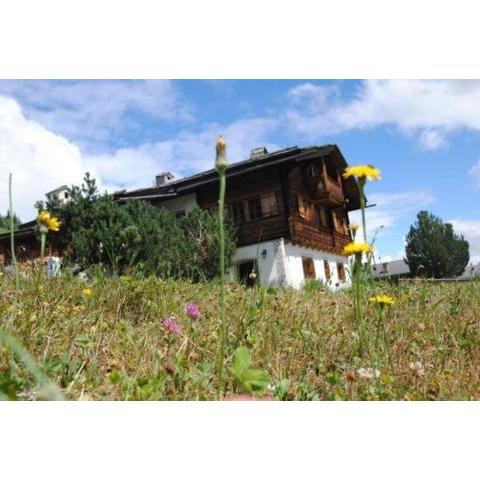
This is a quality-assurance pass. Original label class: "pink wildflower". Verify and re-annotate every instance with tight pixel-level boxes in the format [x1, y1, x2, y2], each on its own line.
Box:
[162, 316, 180, 334]
[185, 303, 200, 320]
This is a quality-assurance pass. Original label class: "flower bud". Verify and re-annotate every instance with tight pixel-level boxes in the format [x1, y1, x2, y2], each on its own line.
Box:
[215, 136, 228, 173]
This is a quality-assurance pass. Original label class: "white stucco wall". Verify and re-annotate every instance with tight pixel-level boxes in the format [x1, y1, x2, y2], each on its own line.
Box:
[47, 188, 69, 204]
[229, 239, 287, 286]
[283, 243, 350, 290]
[229, 237, 350, 290]
[157, 193, 198, 214]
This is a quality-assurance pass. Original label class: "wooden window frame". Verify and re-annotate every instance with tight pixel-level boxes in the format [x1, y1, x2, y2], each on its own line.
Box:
[260, 192, 278, 218]
[229, 201, 246, 224]
[247, 197, 263, 221]
[302, 257, 316, 280]
[324, 260, 331, 280]
[337, 262, 346, 282]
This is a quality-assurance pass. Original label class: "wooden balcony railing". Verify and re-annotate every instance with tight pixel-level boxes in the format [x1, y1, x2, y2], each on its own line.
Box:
[313, 174, 344, 205]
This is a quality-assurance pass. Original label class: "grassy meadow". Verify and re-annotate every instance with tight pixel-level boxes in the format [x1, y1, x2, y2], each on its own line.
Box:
[1, 272, 480, 400]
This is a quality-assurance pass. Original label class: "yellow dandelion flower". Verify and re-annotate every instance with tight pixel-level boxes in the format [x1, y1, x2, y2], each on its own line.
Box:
[82, 287, 93, 297]
[342, 242, 373, 256]
[342, 165, 381, 181]
[38, 210, 61, 232]
[369, 294, 395, 306]
[47, 216, 61, 232]
[6, 305, 14, 313]
[38, 210, 51, 226]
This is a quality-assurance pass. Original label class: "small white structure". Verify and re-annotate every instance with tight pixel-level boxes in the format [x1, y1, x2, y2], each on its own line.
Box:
[46, 185, 70, 204]
[46, 256, 62, 278]
[372, 259, 410, 280]
[460, 263, 480, 279]
[230, 238, 349, 289]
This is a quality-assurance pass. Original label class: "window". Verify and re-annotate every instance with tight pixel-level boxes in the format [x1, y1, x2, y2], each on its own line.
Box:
[325, 161, 338, 182]
[64, 192, 69, 199]
[230, 201, 246, 224]
[260, 192, 278, 217]
[297, 195, 307, 219]
[227, 192, 278, 224]
[247, 198, 262, 221]
[337, 263, 346, 282]
[319, 207, 328, 227]
[297, 195, 318, 223]
[333, 211, 348, 234]
[324, 260, 331, 280]
[302, 258, 316, 279]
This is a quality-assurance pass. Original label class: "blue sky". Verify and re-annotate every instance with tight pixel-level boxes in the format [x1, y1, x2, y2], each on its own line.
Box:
[1, 80, 479, 263]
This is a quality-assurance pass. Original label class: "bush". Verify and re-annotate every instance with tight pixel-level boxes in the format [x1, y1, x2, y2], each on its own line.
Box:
[36, 173, 237, 280]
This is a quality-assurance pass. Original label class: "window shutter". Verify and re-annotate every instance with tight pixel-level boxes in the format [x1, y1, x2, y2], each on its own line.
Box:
[324, 260, 331, 279]
[302, 258, 316, 279]
[261, 193, 278, 217]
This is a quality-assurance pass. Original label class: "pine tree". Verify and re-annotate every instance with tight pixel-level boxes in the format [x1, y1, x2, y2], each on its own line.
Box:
[405, 211, 469, 278]
[0, 211, 21, 233]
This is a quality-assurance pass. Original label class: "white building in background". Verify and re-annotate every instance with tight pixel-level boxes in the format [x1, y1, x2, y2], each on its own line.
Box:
[460, 263, 480, 279]
[115, 144, 363, 289]
[46, 185, 70, 204]
[372, 259, 411, 280]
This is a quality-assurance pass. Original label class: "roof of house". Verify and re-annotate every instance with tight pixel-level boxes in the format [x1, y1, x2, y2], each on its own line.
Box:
[0, 220, 37, 243]
[373, 259, 410, 278]
[46, 185, 69, 195]
[114, 144, 362, 210]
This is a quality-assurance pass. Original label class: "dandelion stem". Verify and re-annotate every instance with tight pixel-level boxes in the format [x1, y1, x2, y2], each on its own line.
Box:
[214, 137, 228, 398]
[8, 173, 19, 294]
[216, 171, 227, 396]
[359, 185, 367, 244]
[40, 232, 46, 260]
[0, 331, 63, 400]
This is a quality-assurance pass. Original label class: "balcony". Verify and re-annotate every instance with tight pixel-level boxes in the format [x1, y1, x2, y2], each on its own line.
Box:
[312, 174, 344, 206]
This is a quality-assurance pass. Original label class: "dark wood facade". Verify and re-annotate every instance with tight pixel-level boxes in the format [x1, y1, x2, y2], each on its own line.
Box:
[117, 144, 360, 256]
[196, 167, 289, 246]
[188, 147, 357, 255]
[0, 227, 40, 266]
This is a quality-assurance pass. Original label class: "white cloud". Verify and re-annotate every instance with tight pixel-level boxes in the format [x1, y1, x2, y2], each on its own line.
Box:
[286, 80, 480, 149]
[349, 190, 435, 262]
[349, 190, 436, 242]
[449, 219, 480, 264]
[418, 129, 448, 150]
[0, 95, 279, 220]
[469, 159, 480, 188]
[86, 117, 280, 192]
[0, 80, 193, 151]
[0, 96, 92, 221]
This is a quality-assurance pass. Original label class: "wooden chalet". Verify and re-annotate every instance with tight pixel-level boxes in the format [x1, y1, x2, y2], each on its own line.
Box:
[115, 144, 361, 288]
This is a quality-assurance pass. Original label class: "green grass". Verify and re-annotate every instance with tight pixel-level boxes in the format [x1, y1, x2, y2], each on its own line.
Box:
[1, 272, 480, 400]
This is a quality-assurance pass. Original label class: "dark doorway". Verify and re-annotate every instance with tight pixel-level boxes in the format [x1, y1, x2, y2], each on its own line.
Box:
[238, 260, 257, 287]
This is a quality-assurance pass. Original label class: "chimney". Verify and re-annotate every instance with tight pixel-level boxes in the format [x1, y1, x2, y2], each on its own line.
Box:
[155, 172, 174, 187]
[250, 147, 268, 160]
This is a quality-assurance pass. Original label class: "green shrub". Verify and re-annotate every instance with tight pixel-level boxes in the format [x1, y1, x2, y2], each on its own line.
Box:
[36, 173, 237, 280]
